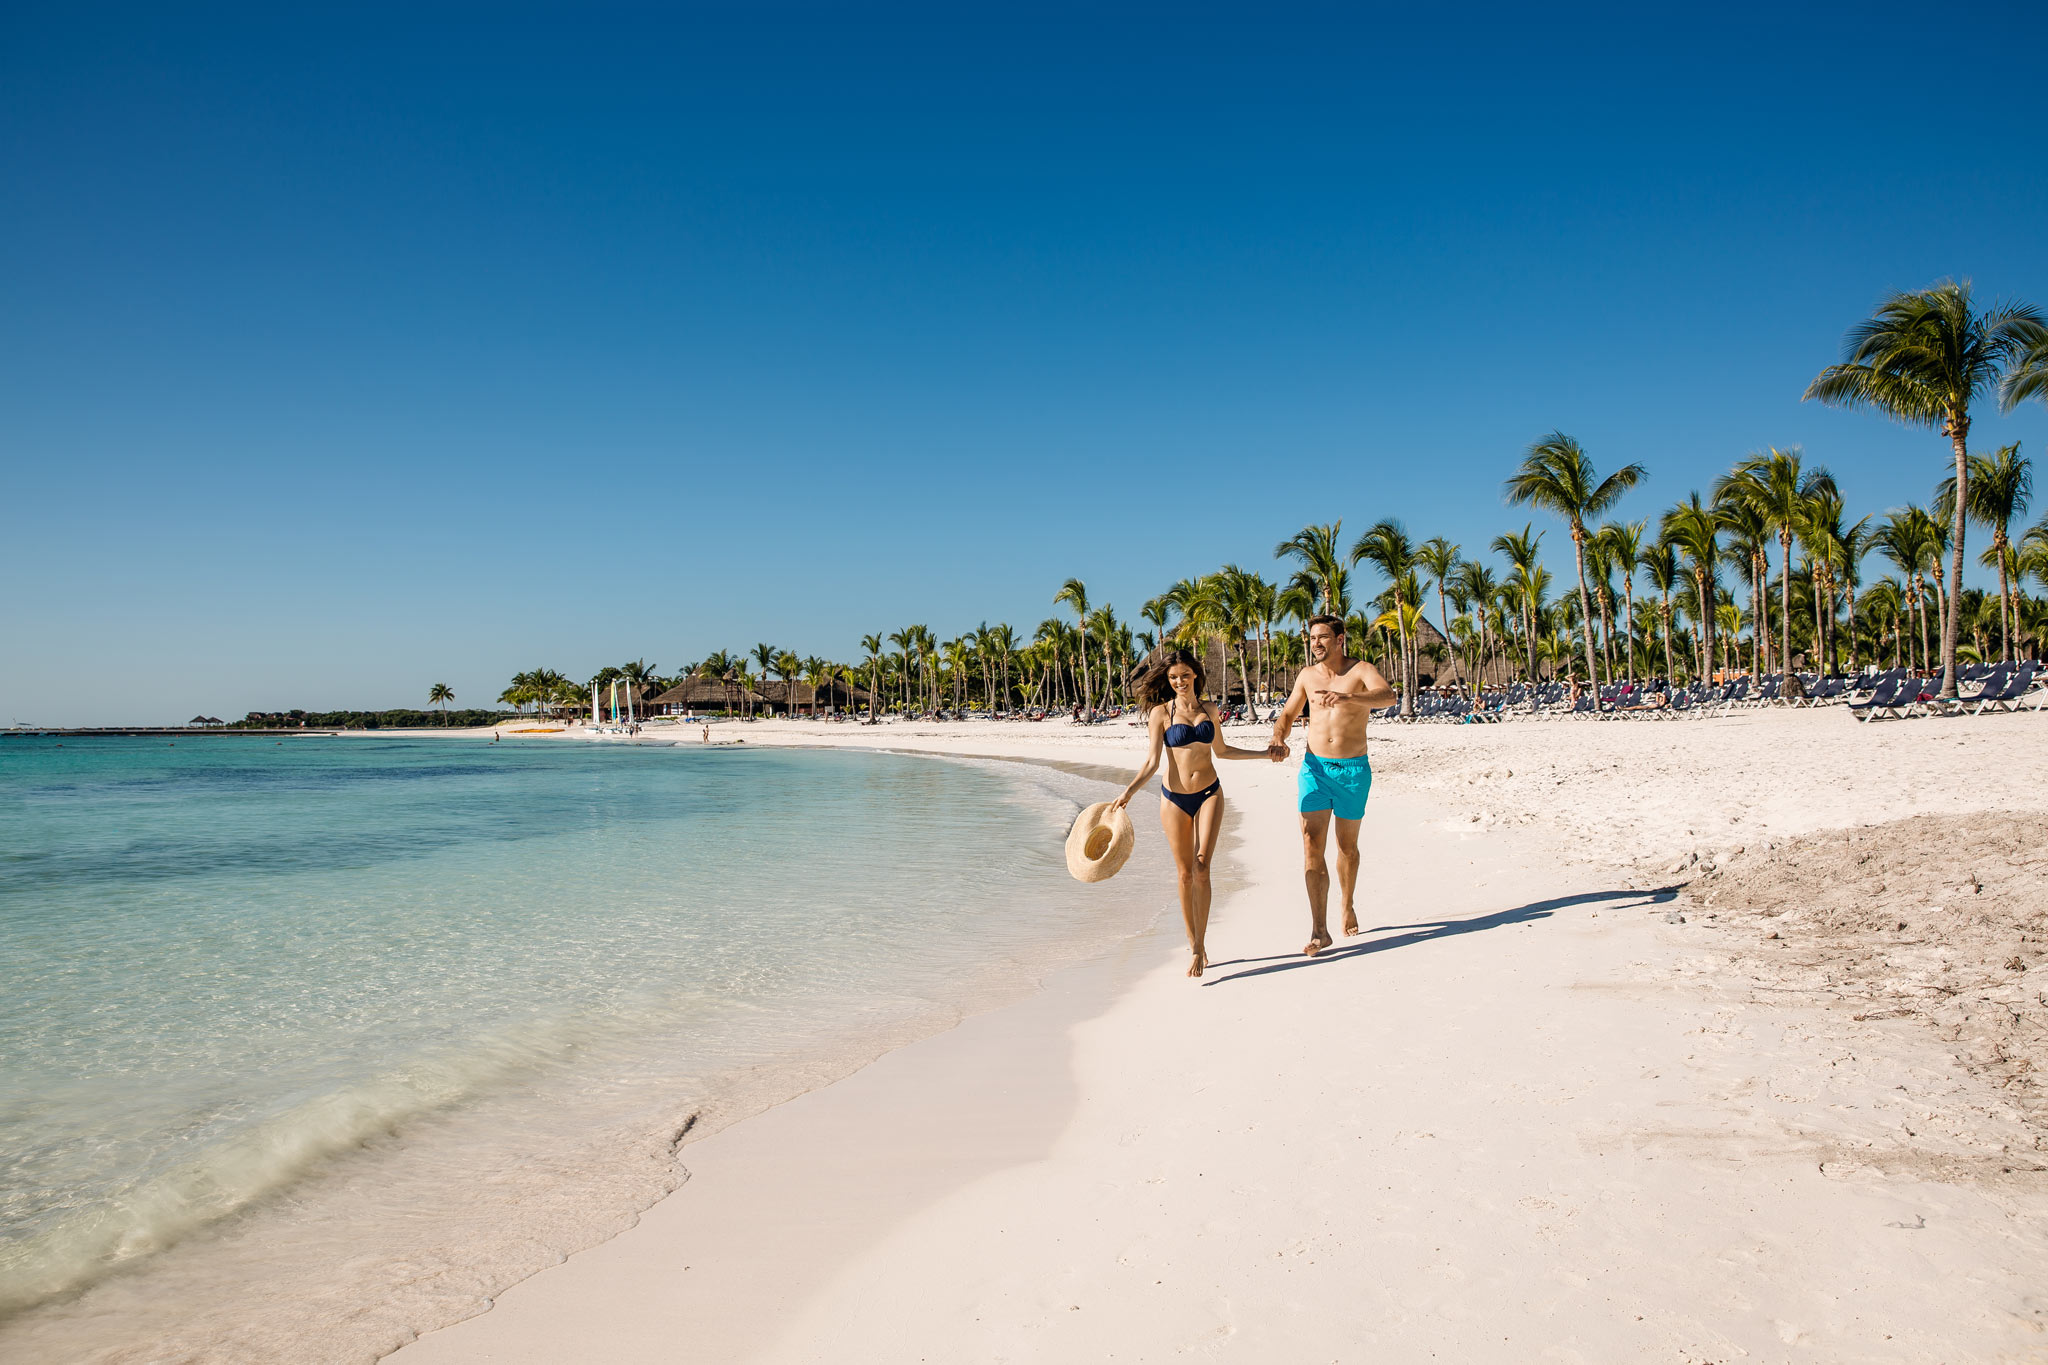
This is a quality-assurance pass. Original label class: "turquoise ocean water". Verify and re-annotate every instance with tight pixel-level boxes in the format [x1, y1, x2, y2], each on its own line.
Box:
[0, 735, 1158, 1360]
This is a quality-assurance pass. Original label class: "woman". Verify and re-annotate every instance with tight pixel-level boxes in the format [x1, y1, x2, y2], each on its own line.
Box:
[1113, 650, 1279, 977]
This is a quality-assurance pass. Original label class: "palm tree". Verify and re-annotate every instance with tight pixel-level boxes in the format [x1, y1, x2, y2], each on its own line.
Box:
[1583, 532, 1617, 684]
[1449, 561, 1498, 685]
[2006, 330, 2048, 409]
[1842, 512, 1879, 673]
[1796, 491, 1854, 672]
[1216, 566, 1267, 717]
[1936, 443, 2031, 662]
[1661, 493, 1722, 680]
[1054, 578, 1093, 715]
[1087, 604, 1121, 708]
[887, 629, 916, 713]
[1371, 602, 1426, 687]
[1140, 595, 1173, 653]
[1490, 524, 1545, 684]
[1802, 495, 1875, 673]
[1805, 280, 2046, 696]
[695, 652, 734, 715]
[859, 634, 885, 721]
[1416, 537, 1461, 686]
[1904, 506, 1952, 654]
[773, 650, 801, 716]
[1640, 541, 1681, 683]
[748, 643, 778, 717]
[427, 682, 454, 724]
[1863, 579, 1907, 668]
[941, 637, 971, 709]
[1875, 511, 1937, 670]
[2021, 519, 2048, 641]
[1351, 519, 1419, 716]
[916, 625, 941, 711]
[1597, 521, 1646, 685]
[989, 623, 1019, 713]
[1715, 499, 1771, 674]
[1715, 447, 1834, 682]
[1504, 433, 1647, 687]
[1033, 618, 1065, 707]
[1274, 522, 1346, 615]
[1176, 577, 1230, 702]
[801, 656, 830, 716]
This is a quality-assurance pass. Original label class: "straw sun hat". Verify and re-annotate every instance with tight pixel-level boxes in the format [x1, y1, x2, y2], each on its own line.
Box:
[1064, 801, 1135, 883]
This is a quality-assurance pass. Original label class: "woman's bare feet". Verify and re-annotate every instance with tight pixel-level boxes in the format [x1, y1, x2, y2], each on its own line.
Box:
[1303, 929, 1333, 956]
[1188, 946, 1207, 977]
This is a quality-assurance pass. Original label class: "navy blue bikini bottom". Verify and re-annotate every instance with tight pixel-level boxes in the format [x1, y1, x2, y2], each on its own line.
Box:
[1160, 779, 1220, 817]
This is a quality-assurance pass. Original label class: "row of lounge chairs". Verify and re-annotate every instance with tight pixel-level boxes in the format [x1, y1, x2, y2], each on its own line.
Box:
[1847, 662, 2043, 721]
[1373, 662, 2045, 723]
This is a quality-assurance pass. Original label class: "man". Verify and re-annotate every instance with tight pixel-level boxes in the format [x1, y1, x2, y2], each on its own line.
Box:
[1269, 615, 1397, 955]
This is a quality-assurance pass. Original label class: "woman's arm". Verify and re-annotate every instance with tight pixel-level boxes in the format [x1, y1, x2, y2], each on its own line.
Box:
[1113, 708, 1164, 807]
[1208, 703, 1281, 761]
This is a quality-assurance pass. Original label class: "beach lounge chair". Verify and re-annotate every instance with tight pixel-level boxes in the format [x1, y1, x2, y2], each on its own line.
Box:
[1963, 663, 2035, 714]
[1924, 665, 2005, 716]
[1847, 675, 1912, 722]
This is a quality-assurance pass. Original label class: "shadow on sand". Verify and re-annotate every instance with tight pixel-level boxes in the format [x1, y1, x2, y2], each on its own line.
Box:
[1200, 886, 1678, 986]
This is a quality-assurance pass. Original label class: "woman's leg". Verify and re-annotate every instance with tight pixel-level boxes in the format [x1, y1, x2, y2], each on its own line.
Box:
[1158, 796, 1208, 976]
[1188, 789, 1224, 969]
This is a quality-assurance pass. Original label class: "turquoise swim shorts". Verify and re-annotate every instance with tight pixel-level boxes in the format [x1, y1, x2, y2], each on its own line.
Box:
[1298, 749, 1372, 821]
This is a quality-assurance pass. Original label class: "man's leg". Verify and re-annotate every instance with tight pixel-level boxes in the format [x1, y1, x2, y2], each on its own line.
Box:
[1333, 816, 1363, 935]
[1300, 808, 1333, 955]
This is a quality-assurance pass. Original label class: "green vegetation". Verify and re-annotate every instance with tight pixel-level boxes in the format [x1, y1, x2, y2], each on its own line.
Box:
[489, 278, 2048, 717]
[232, 709, 516, 730]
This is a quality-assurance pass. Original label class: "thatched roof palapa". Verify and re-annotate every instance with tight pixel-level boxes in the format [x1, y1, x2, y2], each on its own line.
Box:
[648, 677, 757, 710]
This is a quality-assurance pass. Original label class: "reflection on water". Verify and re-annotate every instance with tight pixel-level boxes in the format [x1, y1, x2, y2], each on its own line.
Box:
[0, 736, 1163, 1360]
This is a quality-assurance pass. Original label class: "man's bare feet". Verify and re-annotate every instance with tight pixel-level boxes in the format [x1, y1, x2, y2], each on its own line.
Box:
[1303, 929, 1332, 957]
[1188, 947, 1207, 978]
[1342, 908, 1361, 937]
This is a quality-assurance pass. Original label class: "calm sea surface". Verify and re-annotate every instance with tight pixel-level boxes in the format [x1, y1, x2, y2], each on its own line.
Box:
[0, 734, 1158, 1360]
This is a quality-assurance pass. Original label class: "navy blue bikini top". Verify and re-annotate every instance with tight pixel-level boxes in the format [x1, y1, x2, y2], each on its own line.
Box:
[1163, 714, 1214, 748]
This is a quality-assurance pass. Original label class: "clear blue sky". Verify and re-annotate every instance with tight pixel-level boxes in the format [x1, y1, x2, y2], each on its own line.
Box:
[4, 2, 2044, 725]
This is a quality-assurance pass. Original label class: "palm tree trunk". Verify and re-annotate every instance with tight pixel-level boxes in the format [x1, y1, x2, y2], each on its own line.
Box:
[1941, 422, 1968, 696]
[1077, 626, 1092, 714]
[1601, 595, 1615, 686]
[1997, 536, 2013, 663]
[1845, 583, 1860, 672]
[1570, 529, 1598, 685]
[1917, 580, 1931, 670]
[1696, 571, 1712, 679]
[1524, 600, 1537, 687]
[1778, 532, 1793, 681]
[1622, 580, 1636, 686]
[1660, 594, 1673, 682]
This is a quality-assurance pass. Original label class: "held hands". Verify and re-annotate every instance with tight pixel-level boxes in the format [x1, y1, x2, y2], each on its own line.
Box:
[1265, 740, 1289, 762]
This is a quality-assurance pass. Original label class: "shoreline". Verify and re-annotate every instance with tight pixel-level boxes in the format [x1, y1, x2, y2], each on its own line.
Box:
[0, 740, 1170, 1364]
[398, 711, 2048, 1362]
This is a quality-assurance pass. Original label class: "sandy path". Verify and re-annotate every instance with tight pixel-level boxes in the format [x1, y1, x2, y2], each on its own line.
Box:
[397, 710, 2048, 1362]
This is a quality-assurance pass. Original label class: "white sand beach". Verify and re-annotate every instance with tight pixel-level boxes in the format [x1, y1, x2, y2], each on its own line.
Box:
[389, 708, 2048, 1362]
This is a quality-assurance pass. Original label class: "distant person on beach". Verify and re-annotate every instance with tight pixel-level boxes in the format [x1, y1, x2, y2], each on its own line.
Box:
[1114, 649, 1287, 978]
[1269, 616, 1397, 955]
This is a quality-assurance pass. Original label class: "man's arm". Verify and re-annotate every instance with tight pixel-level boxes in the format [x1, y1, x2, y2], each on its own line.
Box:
[1270, 674, 1310, 753]
[1316, 662, 1397, 711]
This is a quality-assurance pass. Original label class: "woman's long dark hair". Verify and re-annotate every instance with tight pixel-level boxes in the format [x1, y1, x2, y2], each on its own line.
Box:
[1134, 648, 1206, 710]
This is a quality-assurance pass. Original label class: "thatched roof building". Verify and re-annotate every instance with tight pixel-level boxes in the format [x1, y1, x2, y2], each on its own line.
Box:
[753, 678, 872, 714]
[647, 675, 872, 715]
[648, 677, 758, 714]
